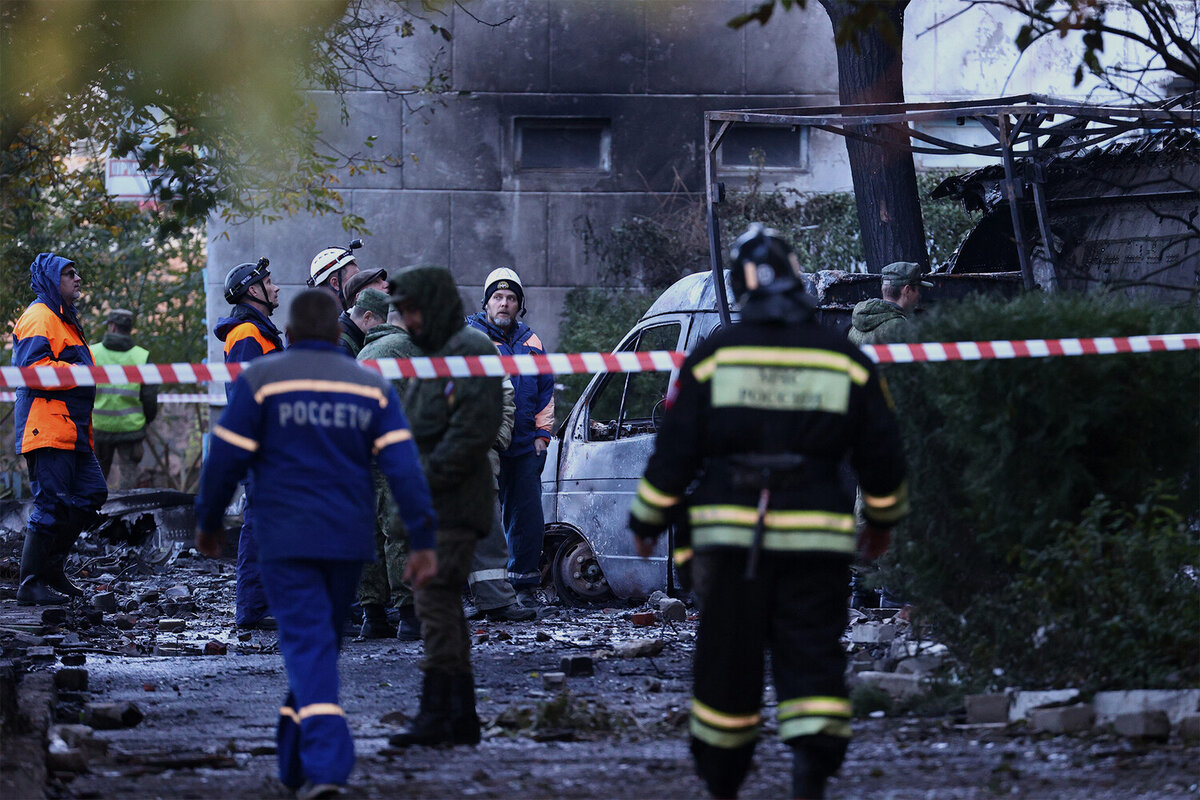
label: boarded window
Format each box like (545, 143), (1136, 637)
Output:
(515, 118), (611, 171)
(718, 125), (809, 170)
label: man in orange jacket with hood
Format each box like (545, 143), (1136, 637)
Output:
(12, 253), (108, 606)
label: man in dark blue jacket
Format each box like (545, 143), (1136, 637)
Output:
(12, 253), (107, 605)
(466, 268), (554, 606)
(213, 258), (283, 629)
(195, 289), (437, 798)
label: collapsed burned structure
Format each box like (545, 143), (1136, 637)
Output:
(934, 128), (1199, 305)
(703, 94), (1200, 323)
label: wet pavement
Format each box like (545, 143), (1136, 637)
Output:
(2, 536), (1197, 799)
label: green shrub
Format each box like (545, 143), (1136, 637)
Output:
(988, 487), (1199, 691)
(880, 292), (1200, 690)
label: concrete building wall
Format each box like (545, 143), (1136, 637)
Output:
(206, 0), (1126, 353)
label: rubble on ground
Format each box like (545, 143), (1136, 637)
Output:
(2, 523), (1197, 798)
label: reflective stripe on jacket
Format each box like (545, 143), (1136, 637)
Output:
(630, 310), (909, 557)
(193, 340), (438, 561)
(13, 303), (96, 454)
(91, 341), (150, 433)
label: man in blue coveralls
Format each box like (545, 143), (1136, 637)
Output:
(194, 289), (438, 799)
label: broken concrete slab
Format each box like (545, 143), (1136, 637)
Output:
(1112, 710), (1170, 741)
(894, 655), (942, 677)
(84, 701), (145, 730)
(850, 622), (895, 645)
(1009, 689), (1081, 722)
(1176, 713), (1200, 741)
(560, 655), (594, 677)
(91, 591), (117, 612)
(611, 639), (665, 659)
(1029, 703), (1094, 734)
(1092, 689), (1200, 726)
(53, 667), (88, 692)
(542, 672), (566, 690)
(658, 598), (686, 623)
(965, 693), (1010, 724)
(852, 671), (923, 701)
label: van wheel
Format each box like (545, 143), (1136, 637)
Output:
(551, 533), (613, 607)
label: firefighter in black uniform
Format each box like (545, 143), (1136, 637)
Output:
(628, 224), (910, 800)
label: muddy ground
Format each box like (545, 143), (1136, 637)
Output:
(3, 542), (1198, 800)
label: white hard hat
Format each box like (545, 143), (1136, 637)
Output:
(308, 246), (357, 287)
(483, 267), (524, 308)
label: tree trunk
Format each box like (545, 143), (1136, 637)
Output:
(818, 0), (928, 272)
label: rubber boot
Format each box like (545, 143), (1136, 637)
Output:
(449, 672), (481, 745)
(16, 529), (69, 606)
(388, 671), (452, 747)
(359, 603), (394, 639)
(45, 522), (83, 597)
(44, 553), (83, 597)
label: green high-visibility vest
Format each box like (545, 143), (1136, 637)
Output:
(91, 341), (150, 433)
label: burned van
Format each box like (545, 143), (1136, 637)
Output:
(538, 266), (1022, 606)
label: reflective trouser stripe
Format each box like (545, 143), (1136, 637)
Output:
(777, 696), (851, 719)
(280, 703), (346, 723)
(777, 695), (852, 741)
(468, 568), (508, 583)
(689, 698), (760, 749)
(692, 526), (857, 554)
(777, 716), (852, 741)
(507, 570), (540, 582)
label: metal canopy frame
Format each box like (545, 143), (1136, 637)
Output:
(704, 93), (1198, 306)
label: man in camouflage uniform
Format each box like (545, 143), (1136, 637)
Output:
(847, 261), (932, 346)
(355, 292), (422, 640)
(385, 266), (503, 748)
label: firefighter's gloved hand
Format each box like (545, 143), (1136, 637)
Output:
(629, 515), (661, 558)
(674, 553), (693, 592)
(857, 522), (891, 562)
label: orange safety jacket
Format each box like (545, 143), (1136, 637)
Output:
(12, 254), (97, 454)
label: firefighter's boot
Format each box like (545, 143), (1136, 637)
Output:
(449, 672), (481, 745)
(790, 742), (838, 800)
(691, 738), (754, 799)
(358, 603), (393, 639)
(388, 671), (452, 747)
(16, 529), (69, 606)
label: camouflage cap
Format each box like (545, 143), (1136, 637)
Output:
(106, 308), (134, 327)
(354, 288), (390, 318)
(881, 261), (934, 287)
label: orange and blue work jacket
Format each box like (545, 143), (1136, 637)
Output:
(12, 254), (97, 454)
(213, 303), (283, 398)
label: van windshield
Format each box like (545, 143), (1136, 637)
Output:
(588, 322), (681, 441)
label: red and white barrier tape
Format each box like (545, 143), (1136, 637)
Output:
(0, 333), (1195, 393)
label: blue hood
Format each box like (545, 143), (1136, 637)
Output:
(30, 252), (75, 312)
(29, 252), (84, 332)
